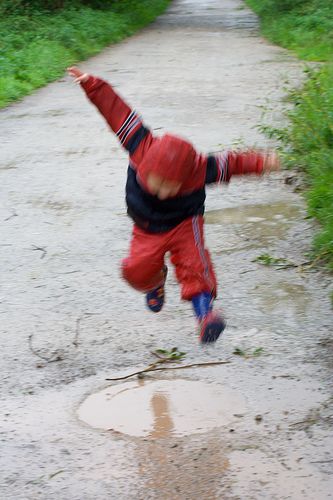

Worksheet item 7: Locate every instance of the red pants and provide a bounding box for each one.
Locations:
[121,215,217,301]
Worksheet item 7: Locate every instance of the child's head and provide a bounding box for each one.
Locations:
[137,134,197,199]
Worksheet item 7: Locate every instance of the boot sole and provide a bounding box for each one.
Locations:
[200,317,226,344]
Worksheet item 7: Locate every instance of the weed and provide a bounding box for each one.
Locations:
[253,347,264,357]
[233,347,264,358]
[233,347,246,357]
[253,253,289,266]
[154,347,187,361]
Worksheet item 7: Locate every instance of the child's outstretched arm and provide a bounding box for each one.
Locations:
[205,150,280,185]
[67,66,154,165]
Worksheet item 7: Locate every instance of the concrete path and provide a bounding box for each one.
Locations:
[1,0,332,498]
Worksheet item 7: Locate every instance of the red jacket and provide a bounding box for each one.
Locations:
[81,76,264,232]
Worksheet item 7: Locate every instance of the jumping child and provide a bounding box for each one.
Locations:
[68,66,279,344]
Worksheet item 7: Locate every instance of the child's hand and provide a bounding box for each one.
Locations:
[263,151,280,174]
[67,66,89,84]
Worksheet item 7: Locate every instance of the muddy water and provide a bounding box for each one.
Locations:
[205,201,302,251]
[78,379,246,436]
[1,0,333,499]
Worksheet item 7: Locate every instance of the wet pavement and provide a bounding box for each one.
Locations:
[1,0,332,499]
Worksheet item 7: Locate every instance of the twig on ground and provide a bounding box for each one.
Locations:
[73,317,81,347]
[106,360,231,381]
[28,313,99,363]
[49,470,65,479]
[299,250,331,272]
[72,312,100,347]
[252,251,330,272]
[4,210,18,222]
[31,245,47,259]
[28,334,63,363]
[310,459,333,464]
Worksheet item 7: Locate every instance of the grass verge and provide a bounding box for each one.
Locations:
[0,0,171,108]
[245,0,333,270]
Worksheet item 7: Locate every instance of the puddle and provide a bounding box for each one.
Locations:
[29,198,73,213]
[205,202,301,226]
[254,281,309,316]
[205,202,303,250]
[78,379,246,437]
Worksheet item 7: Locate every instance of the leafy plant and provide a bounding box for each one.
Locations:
[233,347,246,357]
[154,347,186,361]
[253,253,292,267]
[233,347,264,358]
[253,347,264,357]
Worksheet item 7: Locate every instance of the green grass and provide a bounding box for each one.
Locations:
[285,66,333,267]
[245,0,333,61]
[0,0,170,108]
[245,0,333,270]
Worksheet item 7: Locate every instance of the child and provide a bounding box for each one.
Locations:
[68,66,279,344]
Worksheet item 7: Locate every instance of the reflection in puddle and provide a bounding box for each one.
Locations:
[142,433,230,498]
[149,392,174,439]
[78,379,246,437]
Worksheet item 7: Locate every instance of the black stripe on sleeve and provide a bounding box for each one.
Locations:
[205,155,218,184]
[125,126,150,154]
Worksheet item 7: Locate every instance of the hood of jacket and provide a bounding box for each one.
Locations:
[137,133,206,195]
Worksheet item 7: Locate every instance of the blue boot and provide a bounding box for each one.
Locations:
[192,292,226,344]
[146,266,168,313]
